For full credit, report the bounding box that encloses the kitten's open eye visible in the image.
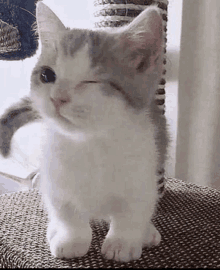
[40,67,56,83]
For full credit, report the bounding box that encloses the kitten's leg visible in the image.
[46,201,92,259]
[101,203,160,262]
[142,222,161,247]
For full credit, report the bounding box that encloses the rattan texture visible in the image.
[0,178,220,268]
[0,0,39,60]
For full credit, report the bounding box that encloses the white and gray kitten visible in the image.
[2,2,169,262]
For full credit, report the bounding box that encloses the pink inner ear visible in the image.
[120,31,152,51]
[119,31,161,71]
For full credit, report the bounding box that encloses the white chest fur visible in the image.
[40,114,158,218]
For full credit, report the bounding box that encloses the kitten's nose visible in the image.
[50,97,70,112]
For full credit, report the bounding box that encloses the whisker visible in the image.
[19,7,36,18]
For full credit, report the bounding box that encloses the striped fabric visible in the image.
[93,0,168,197]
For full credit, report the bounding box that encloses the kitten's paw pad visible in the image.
[101,237,142,262]
[143,223,161,247]
[49,229,92,259]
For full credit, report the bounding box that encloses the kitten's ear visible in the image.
[118,6,163,72]
[36,2,65,48]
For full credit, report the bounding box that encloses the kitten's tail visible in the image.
[0,97,42,157]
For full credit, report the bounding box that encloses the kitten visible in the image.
[4,2,169,262]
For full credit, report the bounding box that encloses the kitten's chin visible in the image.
[46,113,82,135]
[45,111,111,138]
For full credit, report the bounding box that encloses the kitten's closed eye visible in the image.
[74,81,99,90]
[40,67,56,84]
[82,81,99,84]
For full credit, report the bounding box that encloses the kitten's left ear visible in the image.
[118,6,163,72]
[36,2,66,48]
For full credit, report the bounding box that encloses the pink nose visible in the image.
[50,97,70,112]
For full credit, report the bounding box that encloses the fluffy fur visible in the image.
[0,97,41,157]
[4,2,169,262]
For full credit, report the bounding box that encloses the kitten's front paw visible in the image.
[47,224,92,259]
[142,223,161,247]
[101,234,142,262]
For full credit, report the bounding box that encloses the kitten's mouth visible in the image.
[52,105,90,129]
[55,111,84,130]
[72,106,90,117]
[55,111,72,124]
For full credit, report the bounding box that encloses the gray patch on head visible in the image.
[88,31,115,68]
[60,29,89,57]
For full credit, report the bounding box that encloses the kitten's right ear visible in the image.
[36,2,65,48]
[116,6,163,72]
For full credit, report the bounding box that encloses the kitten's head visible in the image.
[31,2,163,136]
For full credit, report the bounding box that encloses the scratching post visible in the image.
[93,0,168,196]
[0,0,39,60]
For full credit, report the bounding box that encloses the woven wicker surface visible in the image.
[0,177,220,268]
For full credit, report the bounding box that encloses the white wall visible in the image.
[175,0,220,189]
